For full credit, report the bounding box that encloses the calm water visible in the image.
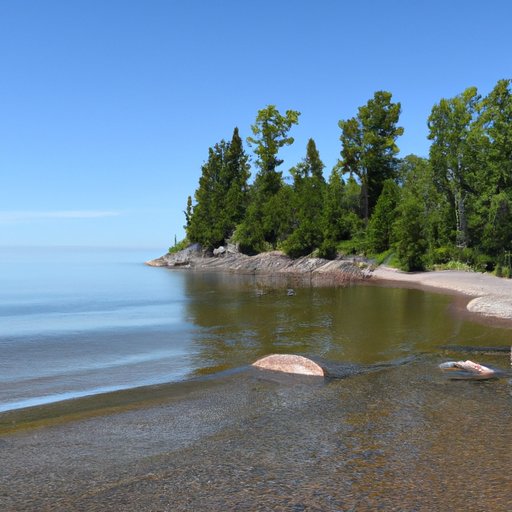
[1,247,511,413]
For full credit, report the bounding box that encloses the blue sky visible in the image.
[1,0,511,250]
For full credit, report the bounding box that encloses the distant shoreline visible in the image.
[148,247,512,325]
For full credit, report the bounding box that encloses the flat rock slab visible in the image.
[252,354,325,376]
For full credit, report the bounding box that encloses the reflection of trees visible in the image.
[181,272,497,375]
[184,272,318,375]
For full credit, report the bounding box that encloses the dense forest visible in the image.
[176,79,512,273]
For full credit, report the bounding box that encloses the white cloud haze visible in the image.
[0,211,121,223]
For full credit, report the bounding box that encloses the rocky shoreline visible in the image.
[146,245,372,285]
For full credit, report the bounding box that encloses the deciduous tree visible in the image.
[428,87,481,248]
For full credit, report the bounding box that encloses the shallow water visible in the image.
[1,359,511,511]
[1,248,512,510]
[0,247,511,412]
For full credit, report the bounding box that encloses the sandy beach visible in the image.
[371,266,512,322]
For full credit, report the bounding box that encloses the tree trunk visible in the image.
[361,176,369,222]
[455,189,468,248]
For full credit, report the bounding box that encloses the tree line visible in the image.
[178,79,512,273]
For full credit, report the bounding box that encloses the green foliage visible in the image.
[168,238,190,254]
[247,105,300,197]
[232,201,266,255]
[236,105,300,253]
[434,260,473,272]
[428,87,481,248]
[430,247,493,272]
[321,170,358,247]
[262,185,295,247]
[186,128,250,250]
[479,79,512,192]
[234,185,295,254]
[394,191,428,271]
[339,91,403,220]
[317,241,337,260]
[367,180,401,253]
[480,192,512,256]
[283,139,326,258]
[181,82,512,271]
[184,196,192,230]
[221,127,251,232]
[431,246,453,265]
[337,237,366,256]
[186,141,227,248]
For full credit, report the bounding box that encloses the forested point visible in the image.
[174,80,512,274]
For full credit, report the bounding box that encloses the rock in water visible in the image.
[252,354,325,376]
[439,360,501,380]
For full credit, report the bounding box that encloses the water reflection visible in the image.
[181,271,511,375]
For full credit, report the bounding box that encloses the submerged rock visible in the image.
[439,360,504,380]
[252,354,325,376]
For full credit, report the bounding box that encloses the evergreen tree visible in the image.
[235,106,300,253]
[219,127,251,239]
[246,105,301,197]
[318,169,362,258]
[398,155,452,263]
[184,195,192,230]
[186,128,250,250]
[367,180,401,254]
[283,139,326,257]
[339,91,403,221]
[394,190,428,271]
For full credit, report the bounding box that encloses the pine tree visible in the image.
[367,180,401,254]
[398,155,452,264]
[394,191,428,271]
[339,91,403,221]
[235,106,300,253]
[283,139,326,257]
[219,127,251,240]
[186,128,250,250]
[318,169,361,258]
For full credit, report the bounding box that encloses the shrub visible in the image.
[317,240,337,260]
[432,246,452,265]
[168,238,190,254]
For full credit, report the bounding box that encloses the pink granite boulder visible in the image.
[252,354,325,376]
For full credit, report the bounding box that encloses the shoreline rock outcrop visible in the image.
[146,245,371,285]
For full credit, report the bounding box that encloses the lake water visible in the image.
[0,247,511,413]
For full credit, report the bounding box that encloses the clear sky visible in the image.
[1,0,511,250]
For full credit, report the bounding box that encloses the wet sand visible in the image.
[372,266,512,321]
